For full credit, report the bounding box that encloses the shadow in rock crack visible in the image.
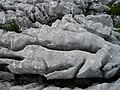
[43,14,64,26]
[0,64,11,72]
[11,73,120,89]
[0,56,24,72]
[44,78,92,89]
[38,41,99,54]
[13,74,44,85]
[45,76,120,89]
[0,56,24,61]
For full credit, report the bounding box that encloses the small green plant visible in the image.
[0,19,22,33]
[115,29,120,33]
[108,3,120,16]
[107,3,120,29]
[116,24,120,28]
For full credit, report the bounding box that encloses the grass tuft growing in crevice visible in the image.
[108,2,120,16]
[0,19,22,33]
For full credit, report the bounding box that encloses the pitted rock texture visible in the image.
[0,0,120,90]
[0,0,113,31]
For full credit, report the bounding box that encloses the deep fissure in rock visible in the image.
[0,64,11,72]
[45,76,120,89]
[12,74,120,89]
[46,15,63,26]
[0,56,24,61]
[13,74,44,85]
[40,44,98,54]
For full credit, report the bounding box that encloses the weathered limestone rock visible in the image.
[2,44,119,80]
[37,29,105,52]
[0,71,14,81]
[112,31,120,41]
[0,12,5,24]
[90,3,110,12]
[103,63,119,78]
[85,78,120,90]
[0,30,36,51]
[0,81,11,90]
[74,0,85,9]
[0,13,119,81]
[3,10,17,25]
[44,61,84,79]
[26,0,44,4]
[0,0,16,5]
[99,0,117,5]
[0,19,106,52]
[74,14,86,26]
[10,83,45,90]
[77,45,120,78]
[43,86,61,90]
[72,15,116,45]
[86,14,113,27]
[113,15,120,26]
[17,16,33,30]
[7,45,91,74]
[0,0,120,89]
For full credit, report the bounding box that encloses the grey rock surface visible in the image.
[0,0,120,90]
[113,15,120,26]
[0,71,14,81]
[86,14,113,27]
[99,0,118,5]
[10,83,45,90]
[0,12,5,24]
[0,81,11,90]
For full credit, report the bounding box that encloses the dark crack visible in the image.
[0,64,11,72]
[8,72,120,89]
[38,42,98,54]
[13,74,44,85]
[0,56,24,61]
[44,76,120,89]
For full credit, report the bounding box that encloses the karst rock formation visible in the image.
[0,0,120,90]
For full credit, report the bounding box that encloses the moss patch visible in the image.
[116,24,120,28]
[0,19,22,33]
[115,29,120,33]
[108,3,120,16]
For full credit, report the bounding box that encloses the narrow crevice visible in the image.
[1,38,98,53]
[38,41,98,54]
[0,55,24,61]
[83,27,120,46]
[44,76,120,89]
[0,42,36,51]
[13,74,44,85]
[0,64,11,72]
[46,15,63,26]
[45,64,73,75]
[44,46,98,54]
[9,40,98,54]
[11,73,120,89]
